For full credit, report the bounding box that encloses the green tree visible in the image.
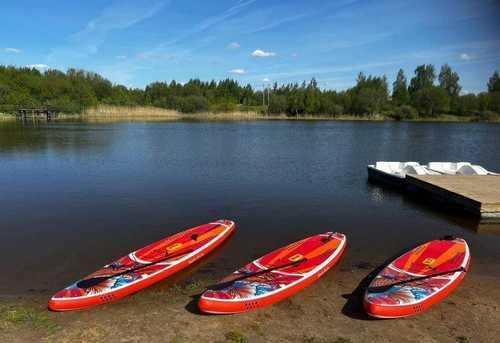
[268,95,287,114]
[453,94,478,116]
[409,64,436,95]
[392,69,409,105]
[304,78,321,115]
[487,70,500,92]
[412,86,449,116]
[352,73,388,115]
[488,92,500,113]
[320,94,343,116]
[439,64,461,97]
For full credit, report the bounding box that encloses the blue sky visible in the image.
[1,0,499,92]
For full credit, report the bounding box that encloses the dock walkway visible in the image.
[406,175,500,218]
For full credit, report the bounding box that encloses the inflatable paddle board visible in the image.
[49,220,235,311]
[364,237,470,318]
[199,232,347,314]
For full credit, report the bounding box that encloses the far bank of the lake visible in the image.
[2,105,500,123]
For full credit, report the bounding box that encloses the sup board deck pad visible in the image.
[364,237,470,318]
[49,220,235,311]
[199,232,347,314]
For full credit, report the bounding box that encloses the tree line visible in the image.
[0,64,499,119]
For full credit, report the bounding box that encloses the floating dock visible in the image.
[406,175,500,219]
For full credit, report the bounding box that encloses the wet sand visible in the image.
[1,259,498,343]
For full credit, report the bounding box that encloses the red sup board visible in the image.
[364,237,470,318]
[49,220,235,311]
[199,232,347,314]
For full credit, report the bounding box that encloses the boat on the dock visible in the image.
[367,161,439,187]
[426,162,499,175]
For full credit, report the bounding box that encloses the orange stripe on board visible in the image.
[139,224,224,258]
[403,243,430,271]
[138,230,189,257]
[304,238,341,260]
[266,239,308,266]
[420,242,465,273]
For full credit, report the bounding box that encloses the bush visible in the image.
[320,97,344,116]
[175,95,208,113]
[479,110,499,121]
[391,105,418,120]
[209,101,238,112]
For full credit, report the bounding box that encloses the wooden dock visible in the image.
[406,175,500,219]
[16,108,59,121]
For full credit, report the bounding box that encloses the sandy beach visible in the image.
[1,257,498,343]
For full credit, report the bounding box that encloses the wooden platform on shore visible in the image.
[406,175,500,218]
[16,108,59,121]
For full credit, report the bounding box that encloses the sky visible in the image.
[1,0,499,93]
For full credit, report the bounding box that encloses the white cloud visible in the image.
[227,42,241,49]
[48,0,167,62]
[229,68,246,75]
[291,52,298,57]
[251,49,276,57]
[72,1,166,55]
[248,60,399,81]
[459,53,473,61]
[249,13,308,34]
[4,48,21,53]
[262,77,270,82]
[116,55,127,59]
[26,64,49,70]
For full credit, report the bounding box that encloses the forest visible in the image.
[0,64,499,120]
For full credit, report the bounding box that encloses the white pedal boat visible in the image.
[426,162,499,175]
[367,161,439,187]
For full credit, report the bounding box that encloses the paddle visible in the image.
[205,257,308,291]
[76,223,227,289]
[76,248,195,289]
[367,266,466,293]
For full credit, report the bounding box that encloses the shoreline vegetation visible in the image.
[1,64,500,123]
[1,105,498,123]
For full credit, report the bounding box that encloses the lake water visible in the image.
[1,120,499,295]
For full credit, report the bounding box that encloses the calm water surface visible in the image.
[1,120,499,294]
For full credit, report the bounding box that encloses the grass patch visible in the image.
[3,307,57,331]
[182,280,205,293]
[302,336,352,343]
[225,330,249,343]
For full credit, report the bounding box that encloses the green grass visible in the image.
[2,307,57,331]
[225,330,249,343]
[182,280,206,293]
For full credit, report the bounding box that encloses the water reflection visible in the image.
[0,120,499,294]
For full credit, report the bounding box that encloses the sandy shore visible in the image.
[1,259,498,343]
